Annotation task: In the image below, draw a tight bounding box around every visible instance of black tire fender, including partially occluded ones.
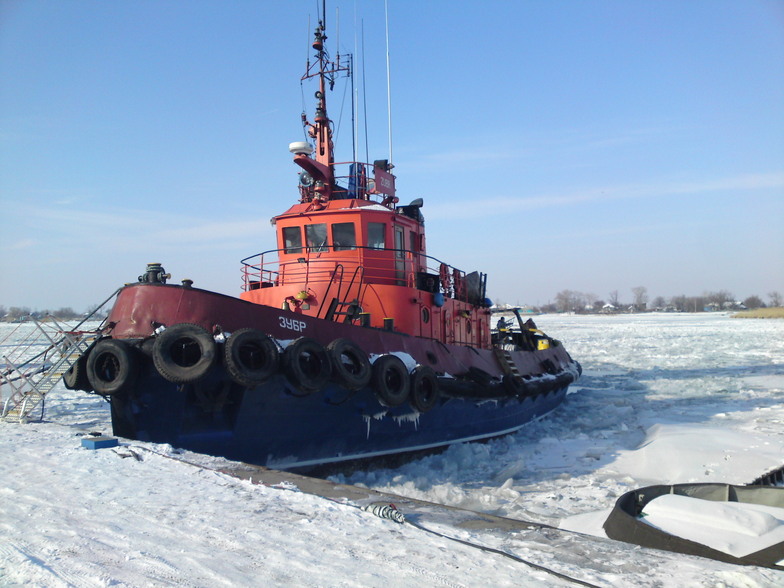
[503,373,528,397]
[410,365,440,412]
[371,355,410,407]
[282,337,331,393]
[224,328,280,388]
[152,323,216,383]
[86,339,138,395]
[327,338,371,391]
[64,354,92,392]
[467,366,493,386]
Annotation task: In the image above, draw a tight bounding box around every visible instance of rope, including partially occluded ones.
[406,517,601,588]
[354,501,601,588]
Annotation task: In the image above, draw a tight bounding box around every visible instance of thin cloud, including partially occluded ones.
[6,203,271,251]
[6,238,38,251]
[399,123,684,173]
[426,172,784,219]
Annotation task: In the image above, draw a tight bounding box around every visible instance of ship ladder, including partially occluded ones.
[493,348,523,379]
[0,316,99,422]
[0,291,117,423]
[323,265,366,324]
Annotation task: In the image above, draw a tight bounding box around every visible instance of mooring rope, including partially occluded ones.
[360,501,601,588]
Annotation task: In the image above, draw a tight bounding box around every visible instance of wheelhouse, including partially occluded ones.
[240,164,490,348]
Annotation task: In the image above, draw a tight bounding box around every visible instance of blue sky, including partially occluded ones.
[1,0,782,311]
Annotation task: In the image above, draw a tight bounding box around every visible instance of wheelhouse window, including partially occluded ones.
[395,228,405,258]
[409,231,418,253]
[283,226,303,254]
[305,223,328,252]
[368,222,386,249]
[332,222,356,251]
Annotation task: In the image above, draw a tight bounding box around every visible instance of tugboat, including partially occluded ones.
[71,8,581,471]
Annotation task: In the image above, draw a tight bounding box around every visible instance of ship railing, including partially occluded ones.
[0,317,98,422]
[327,161,394,204]
[240,246,488,306]
[0,290,118,422]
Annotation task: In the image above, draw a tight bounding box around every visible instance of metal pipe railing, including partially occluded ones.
[240,245,481,301]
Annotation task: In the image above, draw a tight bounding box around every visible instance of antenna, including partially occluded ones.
[350,54,356,164]
[385,0,393,164]
[353,2,359,165]
[361,20,369,166]
[306,15,311,64]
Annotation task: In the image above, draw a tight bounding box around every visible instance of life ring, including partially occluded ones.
[64,354,92,392]
[282,337,331,393]
[223,328,279,388]
[371,355,410,407]
[152,323,217,383]
[327,338,371,391]
[86,339,138,395]
[410,365,439,412]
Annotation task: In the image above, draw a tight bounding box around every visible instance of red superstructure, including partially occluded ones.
[239,17,490,348]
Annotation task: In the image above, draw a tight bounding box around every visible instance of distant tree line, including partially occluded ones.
[534,288,783,314]
[0,304,109,322]
[4,289,783,321]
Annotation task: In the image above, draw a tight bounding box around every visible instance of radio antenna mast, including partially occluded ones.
[384,0,393,165]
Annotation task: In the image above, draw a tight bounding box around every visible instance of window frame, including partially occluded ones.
[282,226,303,254]
[331,222,357,251]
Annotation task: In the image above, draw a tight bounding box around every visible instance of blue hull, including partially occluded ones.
[110,357,569,470]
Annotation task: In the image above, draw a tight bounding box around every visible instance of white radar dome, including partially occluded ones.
[288,141,314,155]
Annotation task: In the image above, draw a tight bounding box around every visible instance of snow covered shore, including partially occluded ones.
[1,313,783,586]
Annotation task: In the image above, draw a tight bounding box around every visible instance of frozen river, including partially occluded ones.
[336,312,784,525]
[2,312,783,586]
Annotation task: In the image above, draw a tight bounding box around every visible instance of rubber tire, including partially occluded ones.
[371,355,410,407]
[64,354,92,391]
[410,365,439,412]
[282,337,331,393]
[327,338,371,391]
[467,366,493,386]
[503,373,527,397]
[86,339,137,395]
[224,328,279,388]
[152,323,216,383]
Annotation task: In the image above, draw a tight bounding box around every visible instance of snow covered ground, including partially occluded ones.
[1,313,783,586]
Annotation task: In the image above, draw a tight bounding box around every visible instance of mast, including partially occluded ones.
[384,0,393,165]
[290,5,350,203]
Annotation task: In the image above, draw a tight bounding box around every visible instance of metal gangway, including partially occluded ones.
[0,291,118,423]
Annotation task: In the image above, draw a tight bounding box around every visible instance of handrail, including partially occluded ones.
[0,288,119,375]
[327,160,395,205]
[240,245,487,305]
[317,263,344,320]
[241,246,463,281]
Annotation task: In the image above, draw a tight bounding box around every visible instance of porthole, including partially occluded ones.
[422,307,430,324]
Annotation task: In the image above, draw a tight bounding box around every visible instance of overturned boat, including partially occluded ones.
[604,483,784,570]
[69,8,581,471]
